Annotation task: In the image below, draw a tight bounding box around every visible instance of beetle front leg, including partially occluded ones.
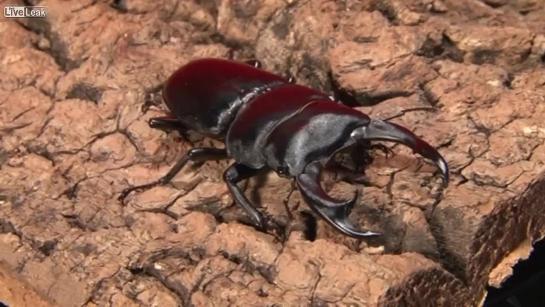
[119,148,227,203]
[223,163,267,229]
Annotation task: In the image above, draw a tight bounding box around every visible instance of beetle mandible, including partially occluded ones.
[120,58,449,238]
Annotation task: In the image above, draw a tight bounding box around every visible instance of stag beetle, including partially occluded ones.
[120,58,449,238]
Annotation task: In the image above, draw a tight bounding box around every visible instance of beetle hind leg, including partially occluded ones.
[296,161,381,238]
[149,115,184,131]
[148,115,195,141]
[244,59,262,68]
[119,147,227,203]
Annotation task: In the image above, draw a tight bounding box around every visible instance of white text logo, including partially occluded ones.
[4,6,47,18]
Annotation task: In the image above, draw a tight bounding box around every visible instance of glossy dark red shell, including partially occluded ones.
[162,58,287,136]
[161,58,370,175]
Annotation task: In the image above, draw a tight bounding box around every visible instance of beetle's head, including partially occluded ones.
[350,119,449,183]
[295,117,449,239]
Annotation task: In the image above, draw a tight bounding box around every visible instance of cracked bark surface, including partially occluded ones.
[0,0,544,306]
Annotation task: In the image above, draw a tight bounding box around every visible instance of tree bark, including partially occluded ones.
[1,0,544,306]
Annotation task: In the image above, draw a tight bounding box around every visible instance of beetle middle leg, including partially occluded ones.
[119,147,227,203]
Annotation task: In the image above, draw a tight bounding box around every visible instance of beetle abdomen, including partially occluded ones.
[162,58,287,136]
[226,84,330,168]
[262,101,370,176]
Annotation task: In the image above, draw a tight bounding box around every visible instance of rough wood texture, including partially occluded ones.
[0,263,52,307]
[1,0,544,306]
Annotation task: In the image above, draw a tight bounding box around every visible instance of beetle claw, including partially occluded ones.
[352,119,449,184]
[296,161,381,238]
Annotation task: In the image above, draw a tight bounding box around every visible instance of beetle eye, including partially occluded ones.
[350,126,366,140]
[278,166,289,176]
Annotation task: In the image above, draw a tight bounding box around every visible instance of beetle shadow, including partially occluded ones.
[245,170,297,240]
[328,71,412,107]
[300,211,318,241]
[247,170,268,208]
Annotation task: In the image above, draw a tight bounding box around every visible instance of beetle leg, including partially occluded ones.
[244,59,262,68]
[148,115,184,131]
[243,59,297,84]
[148,115,193,140]
[119,147,227,203]
[285,71,296,84]
[296,161,381,238]
[223,163,267,229]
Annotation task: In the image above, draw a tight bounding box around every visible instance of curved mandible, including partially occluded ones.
[351,119,449,184]
[296,161,381,238]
